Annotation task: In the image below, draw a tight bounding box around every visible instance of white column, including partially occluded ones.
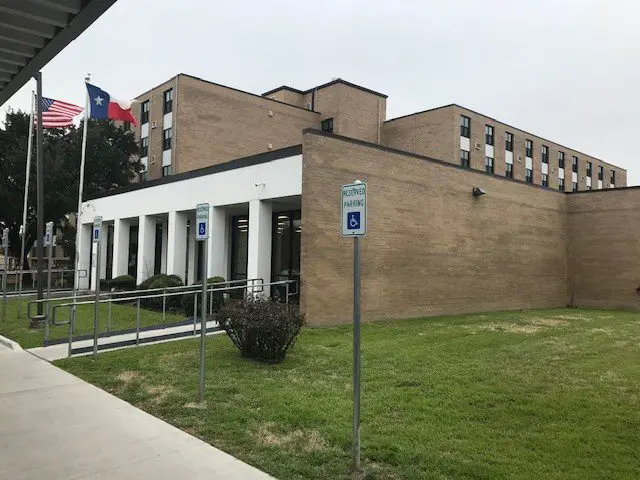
[136,215,156,284]
[112,218,130,278]
[187,214,196,285]
[77,223,91,290]
[167,211,188,282]
[247,200,272,296]
[99,223,108,280]
[208,206,228,279]
[160,220,168,274]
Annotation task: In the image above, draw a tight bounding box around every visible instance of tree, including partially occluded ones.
[0,110,140,267]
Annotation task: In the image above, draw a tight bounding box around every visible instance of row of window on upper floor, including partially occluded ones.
[461,148,616,190]
[138,88,173,125]
[461,115,616,182]
[139,127,172,157]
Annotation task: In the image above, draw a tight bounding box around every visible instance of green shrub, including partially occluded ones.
[109,275,136,291]
[215,297,303,363]
[137,273,167,291]
[182,276,226,317]
[140,275,184,311]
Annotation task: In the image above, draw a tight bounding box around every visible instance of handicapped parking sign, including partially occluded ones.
[347,212,361,230]
[195,203,209,241]
[198,222,206,236]
[341,181,366,237]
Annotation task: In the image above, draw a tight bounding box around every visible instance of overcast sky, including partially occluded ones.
[2,0,639,184]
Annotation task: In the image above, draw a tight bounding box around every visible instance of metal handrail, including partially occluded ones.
[54,279,297,357]
[28,277,263,323]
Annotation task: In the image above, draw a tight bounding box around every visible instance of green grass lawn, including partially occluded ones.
[0,297,186,348]
[55,308,640,479]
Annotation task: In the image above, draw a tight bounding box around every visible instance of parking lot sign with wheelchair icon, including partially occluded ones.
[341,181,366,237]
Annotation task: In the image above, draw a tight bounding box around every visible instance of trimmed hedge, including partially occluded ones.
[215,297,303,363]
[182,276,226,317]
[110,275,136,291]
[139,274,184,311]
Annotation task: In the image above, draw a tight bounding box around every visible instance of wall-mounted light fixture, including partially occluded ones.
[472,187,486,197]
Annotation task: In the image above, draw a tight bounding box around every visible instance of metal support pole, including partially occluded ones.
[193,294,197,335]
[352,236,362,473]
[107,298,112,332]
[68,305,73,357]
[199,239,208,402]
[35,72,44,318]
[1,235,8,320]
[136,298,140,346]
[162,290,166,324]
[93,240,101,360]
[44,242,52,345]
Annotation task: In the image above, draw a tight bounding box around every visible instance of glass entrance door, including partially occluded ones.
[271,210,301,301]
[230,216,249,282]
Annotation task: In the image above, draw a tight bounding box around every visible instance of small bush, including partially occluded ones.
[109,275,136,291]
[215,297,303,364]
[182,276,226,317]
[137,273,167,291]
[140,275,184,311]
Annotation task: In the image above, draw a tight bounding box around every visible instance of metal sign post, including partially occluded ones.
[341,180,367,474]
[1,229,8,320]
[92,216,102,360]
[44,222,53,343]
[196,203,209,402]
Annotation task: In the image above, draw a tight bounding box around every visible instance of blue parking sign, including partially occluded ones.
[347,212,360,230]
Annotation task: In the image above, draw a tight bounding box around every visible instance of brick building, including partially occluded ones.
[81,75,637,326]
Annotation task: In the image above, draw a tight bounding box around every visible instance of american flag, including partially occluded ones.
[38,97,84,128]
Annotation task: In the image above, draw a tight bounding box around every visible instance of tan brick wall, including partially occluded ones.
[301,132,569,326]
[264,88,307,109]
[170,75,320,177]
[381,105,456,162]
[567,189,640,309]
[382,105,627,191]
[314,83,386,144]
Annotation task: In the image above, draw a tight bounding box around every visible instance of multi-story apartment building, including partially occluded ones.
[126,74,625,191]
[83,74,636,327]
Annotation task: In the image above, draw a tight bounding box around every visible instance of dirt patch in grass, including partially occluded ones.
[117,370,141,384]
[144,383,176,404]
[254,422,327,453]
[465,323,541,334]
[184,401,207,409]
[530,317,568,327]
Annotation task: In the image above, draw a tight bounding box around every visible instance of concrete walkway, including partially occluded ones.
[0,347,275,479]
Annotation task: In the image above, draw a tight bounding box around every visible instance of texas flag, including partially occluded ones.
[86,83,137,125]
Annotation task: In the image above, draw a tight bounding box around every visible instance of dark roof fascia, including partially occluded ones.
[384,104,456,123]
[262,85,306,97]
[85,145,303,201]
[302,128,569,195]
[566,185,640,195]
[263,78,388,100]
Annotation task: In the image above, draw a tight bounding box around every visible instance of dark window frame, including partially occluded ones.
[526,167,533,183]
[485,125,494,146]
[162,165,171,177]
[460,149,470,168]
[163,127,172,151]
[598,165,604,180]
[485,156,494,174]
[586,161,593,178]
[141,100,149,124]
[140,137,149,157]
[505,132,513,152]
[321,118,334,133]
[460,115,470,138]
[163,88,173,114]
[542,173,549,187]
[505,162,513,178]
[572,156,578,173]
[558,177,565,191]
[558,151,565,169]
[611,169,616,184]
[525,139,533,158]
[541,145,549,164]
[572,181,578,192]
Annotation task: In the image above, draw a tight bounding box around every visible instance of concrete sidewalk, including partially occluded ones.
[0,347,275,479]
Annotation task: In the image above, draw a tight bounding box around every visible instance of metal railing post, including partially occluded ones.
[285,281,290,313]
[136,298,140,346]
[107,296,112,332]
[162,289,166,324]
[193,294,198,335]
[68,305,73,357]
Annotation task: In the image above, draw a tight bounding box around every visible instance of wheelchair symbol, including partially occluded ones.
[198,222,206,236]
[347,212,361,230]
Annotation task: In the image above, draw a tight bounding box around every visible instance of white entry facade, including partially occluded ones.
[77,147,303,296]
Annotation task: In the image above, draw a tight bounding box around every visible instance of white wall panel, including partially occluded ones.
[460,136,470,152]
[485,145,494,158]
[558,168,565,180]
[141,123,149,138]
[505,151,513,165]
[162,150,171,167]
[542,163,549,175]
[163,112,172,129]
[525,157,532,170]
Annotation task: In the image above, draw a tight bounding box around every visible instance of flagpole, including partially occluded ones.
[16,91,35,318]
[74,75,90,300]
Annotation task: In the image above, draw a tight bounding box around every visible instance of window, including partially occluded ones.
[586,161,592,178]
[558,151,565,169]
[573,182,578,192]
[505,162,513,178]
[572,156,578,173]
[163,88,173,114]
[542,173,548,187]
[321,118,333,133]
[460,115,470,138]
[140,171,148,182]
[485,156,494,174]
[611,170,616,185]
[525,139,533,157]
[162,165,171,177]
[505,132,513,151]
[460,149,470,168]
[123,122,131,132]
[526,168,533,183]
[163,128,172,150]
[558,178,565,191]
[141,100,149,124]
[541,145,549,164]
[485,125,494,146]
[140,137,148,157]
[598,165,604,180]
[305,102,312,110]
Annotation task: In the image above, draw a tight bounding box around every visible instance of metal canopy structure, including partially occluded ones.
[0,0,117,106]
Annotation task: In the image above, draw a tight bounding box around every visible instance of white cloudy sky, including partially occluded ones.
[2,0,639,184]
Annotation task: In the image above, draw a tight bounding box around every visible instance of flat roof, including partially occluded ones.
[0,0,117,106]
